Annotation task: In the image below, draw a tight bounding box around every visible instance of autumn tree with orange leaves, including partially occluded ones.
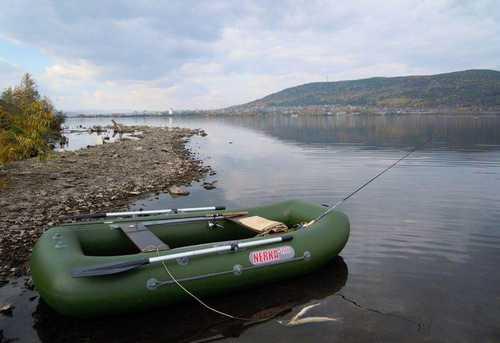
[0,74,63,164]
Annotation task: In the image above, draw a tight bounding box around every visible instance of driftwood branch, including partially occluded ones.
[111,119,130,133]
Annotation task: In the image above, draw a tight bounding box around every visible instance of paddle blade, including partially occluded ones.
[71,257,149,278]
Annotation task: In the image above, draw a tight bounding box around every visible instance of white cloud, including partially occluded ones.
[0,59,24,91]
[0,0,498,110]
[45,60,101,81]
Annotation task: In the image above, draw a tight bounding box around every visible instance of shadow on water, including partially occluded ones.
[31,257,348,342]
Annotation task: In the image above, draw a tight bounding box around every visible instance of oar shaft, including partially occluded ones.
[106,206,226,217]
[143,212,248,227]
[66,206,226,221]
[149,245,229,263]
[148,236,291,264]
[145,216,226,226]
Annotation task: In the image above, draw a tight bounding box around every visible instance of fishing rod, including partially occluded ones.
[305,139,430,227]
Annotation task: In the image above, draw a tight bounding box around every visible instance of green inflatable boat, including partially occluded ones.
[30,200,349,317]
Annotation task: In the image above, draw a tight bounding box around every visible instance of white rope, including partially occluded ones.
[157,249,252,321]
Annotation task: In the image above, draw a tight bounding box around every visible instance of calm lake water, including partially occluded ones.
[2,114,500,342]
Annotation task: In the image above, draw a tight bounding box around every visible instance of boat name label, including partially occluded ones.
[249,246,295,265]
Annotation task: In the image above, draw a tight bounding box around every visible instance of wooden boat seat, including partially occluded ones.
[228,215,288,235]
[118,223,170,252]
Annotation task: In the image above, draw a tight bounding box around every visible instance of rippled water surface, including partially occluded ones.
[2,114,500,342]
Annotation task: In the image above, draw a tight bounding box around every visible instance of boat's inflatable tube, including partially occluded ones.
[30,200,349,317]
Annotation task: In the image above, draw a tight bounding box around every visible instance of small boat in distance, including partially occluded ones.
[31,200,350,317]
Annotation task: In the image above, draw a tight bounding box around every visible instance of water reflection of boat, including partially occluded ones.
[33,256,348,342]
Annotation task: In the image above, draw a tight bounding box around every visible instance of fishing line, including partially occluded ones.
[157,249,261,322]
[158,254,332,326]
[308,139,431,226]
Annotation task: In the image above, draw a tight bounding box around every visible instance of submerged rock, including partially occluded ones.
[202,180,217,190]
[167,185,190,196]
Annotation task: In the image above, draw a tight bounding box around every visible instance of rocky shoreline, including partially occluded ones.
[0,126,211,279]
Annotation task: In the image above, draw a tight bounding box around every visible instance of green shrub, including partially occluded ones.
[0,74,62,164]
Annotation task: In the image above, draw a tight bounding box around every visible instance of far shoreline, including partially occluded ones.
[64,109,500,119]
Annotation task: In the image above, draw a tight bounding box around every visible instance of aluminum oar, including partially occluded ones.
[71,235,293,277]
[133,211,248,227]
[65,205,226,221]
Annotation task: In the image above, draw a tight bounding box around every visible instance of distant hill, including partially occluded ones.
[230,69,500,111]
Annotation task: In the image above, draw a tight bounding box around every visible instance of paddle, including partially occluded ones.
[71,235,293,277]
[64,205,226,221]
[141,211,249,226]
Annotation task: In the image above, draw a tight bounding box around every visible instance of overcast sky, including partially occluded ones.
[0,0,499,111]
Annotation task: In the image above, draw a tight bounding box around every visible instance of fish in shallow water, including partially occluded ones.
[278,303,339,327]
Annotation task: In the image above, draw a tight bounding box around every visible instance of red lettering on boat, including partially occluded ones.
[249,246,295,265]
